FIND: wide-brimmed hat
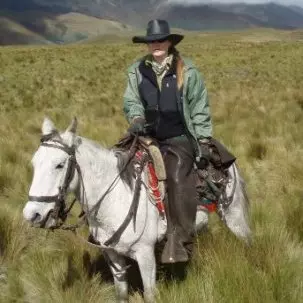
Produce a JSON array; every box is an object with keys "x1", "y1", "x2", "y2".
[{"x1": 132, "y1": 19, "x2": 184, "y2": 45}]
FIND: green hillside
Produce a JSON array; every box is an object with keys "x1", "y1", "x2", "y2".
[{"x1": 0, "y1": 30, "x2": 302, "y2": 302}]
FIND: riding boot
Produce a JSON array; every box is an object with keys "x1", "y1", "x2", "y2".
[
  {"x1": 159, "y1": 136, "x2": 198, "y2": 264},
  {"x1": 161, "y1": 232, "x2": 189, "y2": 263}
]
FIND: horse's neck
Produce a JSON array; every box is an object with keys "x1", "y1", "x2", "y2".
[{"x1": 75, "y1": 137, "x2": 118, "y2": 209}]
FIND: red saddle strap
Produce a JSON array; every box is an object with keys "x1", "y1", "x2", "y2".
[
  {"x1": 147, "y1": 162, "x2": 165, "y2": 217},
  {"x1": 135, "y1": 150, "x2": 165, "y2": 218}
]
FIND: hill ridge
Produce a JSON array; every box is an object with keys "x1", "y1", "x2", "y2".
[{"x1": 1, "y1": 1, "x2": 303, "y2": 45}]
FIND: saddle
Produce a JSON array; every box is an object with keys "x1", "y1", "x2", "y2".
[{"x1": 114, "y1": 134, "x2": 167, "y2": 217}]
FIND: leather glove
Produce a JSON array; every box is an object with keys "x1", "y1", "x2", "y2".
[
  {"x1": 196, "y1": 138, "x2": 211, "y2": 169},
  {"x1": 127, "y1": 117, "x2": 146, "y2": 135}
]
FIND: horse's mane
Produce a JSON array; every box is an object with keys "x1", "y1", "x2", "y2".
[
  {"x1": 114, "y1": 150, "x2": 134, "y2": 190},
  {"x1": 77, "y1": 136, "x2": 135, "y2": 190}
]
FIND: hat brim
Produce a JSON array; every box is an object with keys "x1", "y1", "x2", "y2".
[{"x1": 132, "y1": 34, "x2": 184, "y2": 45}]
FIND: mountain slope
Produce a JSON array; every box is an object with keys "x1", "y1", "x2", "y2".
[
  {"x1": 0, "y1": 10, "x2": 133, "y2": 45},
  {"x1": 0, "y1": 16, "x2": 51, "y2": 45},
  {"x1": 1, "y1": 1, "x2": 303, "y2": 31},
  {"x1": 212, "y1": 2, "x2": 303, "y2": 29},
  {"x1": 1, "y1": 1, "x2": 303, "y2": 45},
  {"x1": 5, "y1": 0, "x2": 164, "y2": 26},
  {"x1": 155, "y1": 4, "x2": 267, "y2": 31}
]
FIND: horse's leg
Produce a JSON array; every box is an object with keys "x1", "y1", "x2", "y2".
[
  {"x1": 105, "y1": 250, "x2": 129, "y2": 303},
  {"x1": 195, "y1": 207, "x2": 209, "y2": 233},
  {"x1": 135, "y1": 246, "x2": 156, "y2": 303}
]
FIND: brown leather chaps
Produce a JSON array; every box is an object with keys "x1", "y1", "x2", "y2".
[{"x1": 159, "y1": 136, "x2": 198, "y2": 262}]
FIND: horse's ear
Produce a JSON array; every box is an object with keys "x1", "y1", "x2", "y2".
[
  {"x1": 42, "y1": 117, "x2": 57, "y2": 135},
  {"x1": 66, "y1": 117, "x2": 78, "y2": 134},
  {"x1": 63, "y1": 117, "x2": 78, "y2": 147}
]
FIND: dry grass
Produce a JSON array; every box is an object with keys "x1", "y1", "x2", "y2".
[{"x1": 0, "y1": 29, "x2": 302, "y2": 302}]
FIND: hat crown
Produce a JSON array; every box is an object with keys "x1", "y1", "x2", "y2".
[
  {"x1": 146, "y1": 19, "x2": 170, "y2": 36},
  {"x1": 132, "y1": 19, "x2": 183, "y2": 45}
]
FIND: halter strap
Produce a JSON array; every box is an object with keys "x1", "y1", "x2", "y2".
[{"x1": 28, "y1": 195, "x2": 61, "y2": 203}]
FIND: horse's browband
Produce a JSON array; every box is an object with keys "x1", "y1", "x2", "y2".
[{"x1": 40, "y1": 142, "x2": 75, "y2": 156}]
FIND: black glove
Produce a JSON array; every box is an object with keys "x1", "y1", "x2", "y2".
[
  {"x1": 127, "y1": 117, "x2": 145, "y2": 135},
  {"x1": 196, "y1": 138, "x2": 211, "y2": 169}
]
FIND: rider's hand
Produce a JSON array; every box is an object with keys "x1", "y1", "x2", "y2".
[
  {"x1": 127, "y1": 117, "x2": 146, "y2": 136},
  {"x1": 196, "y1": 138, "x2": 211, "y2": 169}
]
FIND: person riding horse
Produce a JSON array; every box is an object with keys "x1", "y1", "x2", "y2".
[{"x1": 123, "y1": 19, "x2": 235, "y2": 263}]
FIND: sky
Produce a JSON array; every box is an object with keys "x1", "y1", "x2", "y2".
[{"x1": 170, "y1": 0, "x2": 303, "y2": 6}]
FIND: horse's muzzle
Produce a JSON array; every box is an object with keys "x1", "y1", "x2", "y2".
[
  {"x1": 35, "y1": 210, "x2": 56, "y2": 229},
  {"x1": 23, "y1": 203, "x2": 56, "y2": 229}
]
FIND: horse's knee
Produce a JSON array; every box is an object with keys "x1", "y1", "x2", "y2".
[{"x1": 105, "y1": 251, "x2": 129, "y2": 302}]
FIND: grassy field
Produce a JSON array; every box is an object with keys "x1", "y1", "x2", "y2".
[{"x1": 0, "y1": 30, "x2": 302, "y2": 302}]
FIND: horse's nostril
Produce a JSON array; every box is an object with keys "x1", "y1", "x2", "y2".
[{"x1": 32, "y1": 213, "x2": 42, "y2": 223}]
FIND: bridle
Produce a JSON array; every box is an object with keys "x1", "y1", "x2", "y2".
[
  {"x1": 28, "y1": 133, "x2": 80, "y2": 227},
  {"x1": 27, "y1": 133, "x2": 144, "y2": 247}
]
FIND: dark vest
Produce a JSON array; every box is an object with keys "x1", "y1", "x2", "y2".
[{"x1": 138, "y1": 59, "x2": 186, "y2": 140}]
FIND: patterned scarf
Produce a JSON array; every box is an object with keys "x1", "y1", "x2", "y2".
[{"x1": 150, "y1": 54, "x2": 173, "y2": 76}]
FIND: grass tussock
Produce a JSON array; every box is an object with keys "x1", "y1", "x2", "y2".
[{"x1": 0, "y1": 29, "x2": 303, "y2": 302}]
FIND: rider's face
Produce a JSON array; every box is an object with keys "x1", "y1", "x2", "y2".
[{"x1": 147, "y1": 39, "x2": 172, "y2": 61}]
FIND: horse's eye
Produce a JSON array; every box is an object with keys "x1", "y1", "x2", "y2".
[{"x1": 56, "y1": 163, "x2": 65, "y2": 169}]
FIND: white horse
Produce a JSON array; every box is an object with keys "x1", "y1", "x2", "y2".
[{"x1": 23, "y1": 118, "x2": 251, "y2": 303}]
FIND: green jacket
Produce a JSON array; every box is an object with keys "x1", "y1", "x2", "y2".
[{"x1": 123, "y1": 57, "x2": 212, "y2": 160}]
